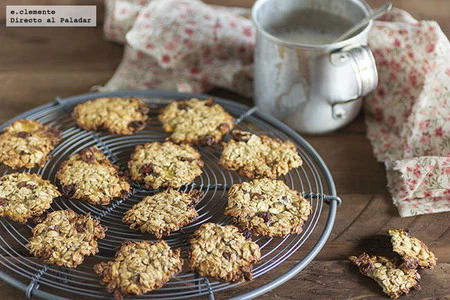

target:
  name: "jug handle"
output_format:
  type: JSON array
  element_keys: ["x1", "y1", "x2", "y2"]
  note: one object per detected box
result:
[{"x1": 330, "y1": 45, "x2": 378, "y2": 120}]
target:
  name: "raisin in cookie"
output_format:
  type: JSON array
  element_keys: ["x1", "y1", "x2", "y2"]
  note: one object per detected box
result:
[
  {"x1": 219, "y1": 130, "x2": 302, "y2": 179},
  {"x1": 388, "y1": 229, "x2": 437, "y2": 269},
  {"x1": 349, "y1": 253, "x2": 421, "y2": 299},
  {"x1": 28, "y1": 209, "x2": 106, "y2": 268},
  {"x1": 0, "y1": 119, "x2": 61, "y2": 169},
  {"x1": 0, "y1": 173, "x2": 61, "y2": 223},
  {"x1": 188, "y1": 223, "x2": 261, "y2": 282},
  {"x1": 56, "y1": 146, "x2": 130, "y2": 205},
  {"x1": 94, "y1": 240, "x2": 183, "y2": 300},
  {"x1": 225, "y1": 178, "x2": 312, "y2": 237},
  {"x1": 158, "y1": 98, "x2": 234, "y2": 145},
  {"x1": 72, "y1": 97, "x2": 149, "y2": 135},
  {"x1": 123, "y1": 189, "x2": 202, "y2": 238},
  {"x1": 128, "y1": 141, "x2": 204, "y2": 189}
]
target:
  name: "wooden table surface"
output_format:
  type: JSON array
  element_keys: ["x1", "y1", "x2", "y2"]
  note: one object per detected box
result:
[{"x1": 1, "y1": 0, "x2": 449, "y2": 299}]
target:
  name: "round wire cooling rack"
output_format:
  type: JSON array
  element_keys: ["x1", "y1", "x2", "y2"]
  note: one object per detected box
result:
[{"x1": 0, "y1": 90, "x2": 341, "y2": 300}]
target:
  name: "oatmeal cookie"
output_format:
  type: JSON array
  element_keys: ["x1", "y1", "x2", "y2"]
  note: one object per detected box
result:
[
  {"x1": 128, "y1": 141, "x2": 204, "y2": 189},
  {"x1": 158, "y1": 98, "x2": 234, "y2": 145},
  {"x1": 0, "y1": 173, "x2": 61, "y2": 223},
  {"x1": 56, "y1": 146, "x2": 130, "y2": 205},
  {"x1": 123, "y1": 189, "x2": 202, "y2": 238},
  {"x1": 219, "y1": 130, "x2": 302, "y2": 179},
  {"x1": 72, "y1": 97, "x2": 149, "y2": 135},
  {"x1": 349, "y1": 253, "x2": 421, "y2": 299},
  {"x1": 94, "y1": 240, "x2": 183, "y2": 300},
  {"x1": 27, "y1": 209, "x2": 106, "y2": 268},
  {"x1": 188, "y1": 223, "x2": 261, "y2": 282},
  {"x1": 225, "y1": 178, "x2": 311, "y2": 237},
  {"x1": 0, "y1": 119, "x2": 62, "y2": 169},
  {"x1": 388, "y1": 229, "x2": 437, "y2": 269}
]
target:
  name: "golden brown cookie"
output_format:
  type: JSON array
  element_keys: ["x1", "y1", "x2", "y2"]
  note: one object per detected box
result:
[
  {"x1": 158, "y1": 98, "x2": 234, "y2": 145},
  {"x1": 388, "y1": 229, "x2": 437, "y2": 269},
  {"x1": 0, "y1": 173, "x2": 61, "y2": 223},
  {"x1": 188, "y1": 223, "x2": 261, "y2": 282},
  {"x1": 225, "y1": 178, "x2": 312, "y2": 237},
  {"x1": 349, "y1": 253, "x2": 421, "y2": 299},
  {"x1": 72, "y1": 97, "x2": 149, "y2": 135},
  {"x1": 94, "y1": 240, "x2": 183, "y2": 300},
  {"x1": 122, "y1": 189, "x2": 202, "y2": 238},
  {"x1": 0, "y1": 119, "x2": 62, "y2": 169},
  {"x1": 128, "y1": 141, "x2": 204, "y2": 189},
  {"x1": 56, "y1": 146, "x2": 130, "y2": 205},
  {"x1": 219, "y1": 130, "x2": 302, "y2": 179},
  {"x1": 27, "y1": 209, "x2": 106, "y2": 268}
]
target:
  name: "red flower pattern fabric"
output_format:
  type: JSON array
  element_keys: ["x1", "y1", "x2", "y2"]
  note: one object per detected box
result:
[
  {"x1": 365, "y1": 8, "x2": 450, "y2": 216},
  {"x1": 102, "y1": 0, "x2": 253, "y2": 96},
  {"x1": 102, "y1": 3, "x2": 450, "y2": 217}
]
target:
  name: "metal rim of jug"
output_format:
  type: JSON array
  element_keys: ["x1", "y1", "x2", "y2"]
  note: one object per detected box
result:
[{"x1": 251, "y1": 0, "x2": 374, "y2": 49}]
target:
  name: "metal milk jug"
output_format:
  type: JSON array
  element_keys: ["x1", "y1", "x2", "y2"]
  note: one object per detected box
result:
[{"x1": 252, "y1": 0, "x2": 378, "y2": 134}]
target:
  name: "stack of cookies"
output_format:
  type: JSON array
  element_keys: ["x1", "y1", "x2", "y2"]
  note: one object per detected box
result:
[{"x1": 0, "y1": 96, "x2": 311, "y2": 299}]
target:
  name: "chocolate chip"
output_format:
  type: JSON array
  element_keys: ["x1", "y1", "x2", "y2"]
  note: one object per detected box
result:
[
  {"x1": 17, "y1": 181, "x2": 27, "y2": 188},
  {"x1": 242, "y1": 230, "x2": 253, "y2": 240},
  {"x1": 177, "y1": 103, "x2": 190, "y2": 110},
  {"x1": 75, "y1": 223, "x2": 87, "y2": 233},
  {"x1": 281, "y1": 196, "x2": 289, "y2": 203},
  {"x1": 222, "y1": 251, "x2": 231, "y2": 260},
  {"x1": 140, "y1": 163, "x2": 156, "y2": 175},
  {"x1": 44, "y1": 249, "x2": 54, "y2": 259},
  {"x1": 17, "y1": 181, "x2": 36, "y2": 190},
  {"x1": 204, "y1": 98, "x2": 214, "y2": 107},
  {"x1": 0, "y1": 198, "x2": 8, "y2": 207},
  {"x1": 81, "y1": 148, "x2": 96, "y2": 164},
  {"x1": 202, "y1": 134, "x2": 214, "y2": 146},
  {"x1": 258, "y1": 211, "x2": 273, "y2": 225},
  {"x1": 361, "y1": 262, "x2": 374, "y2": 274},
  {"x1": 178, "y1": 156, "x2": 195, "y2": 162},
  {"x1": 133, "y1": 274, "x2": 141, "y2": 283},
  {"x1": 129, "y1": 120, "x2": 145, "y2": 130},
  {"x1": 44, "y1": 126, "x2": 60, "y2": 136},
  {"x1": 62, "y1": 184, "x2": 77, "y2": 198},
  {"x1": 49, "y1": 225, "x2": 60, "y2": 234},
  {"x1": 231, "y1": 131, "x2": 250, "y2": 142},
  {"x1": 120, "y1": 189, "x2": 129, "y2": 198},
  {"x1": 17, "y1": 131, "x2": 31, "y2": 138},
  {"x1": 217, "y1": 122, "x2": 230, "y2": 133},
  {"x1": 251, "y1": 193, "x2": 264, "y2": 201}
]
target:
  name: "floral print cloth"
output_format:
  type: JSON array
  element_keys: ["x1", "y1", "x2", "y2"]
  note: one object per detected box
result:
[
  {"x1": 102, "y1": 3, "x2": 450, "y2": 217},
  {"x1": 365, "y1": 8, "x2": 450, "y2": 216},
  {"x1": 102, "y1": 0, "x2": 254, "y2": 96}
]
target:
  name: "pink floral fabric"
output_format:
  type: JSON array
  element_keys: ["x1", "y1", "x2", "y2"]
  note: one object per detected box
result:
[
  {"x1": 101, "y1": 0, "x2": 254, "y2": 96},
  {"x1": 365, "y1": 8, "x2": 450, "y2": 216}
]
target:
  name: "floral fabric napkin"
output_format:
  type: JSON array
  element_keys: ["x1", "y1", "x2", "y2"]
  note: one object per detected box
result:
[
  {"x1": 102, "y1": 2, "x2": 450, "y2": 217},
  {"x1": 365, "y1": 8, "x2": 450, "y2": 216},
  {"x1": 102, "y1": 0, "x2": 254, "y2": 96}
]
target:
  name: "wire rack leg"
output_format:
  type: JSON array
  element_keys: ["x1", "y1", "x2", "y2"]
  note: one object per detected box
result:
[
  {"x1": 26, "y1": 264, "x2": 50, "y2": 298},
  {"x1": 194, "y1": 273, "x2": 215, "y2": 300}
]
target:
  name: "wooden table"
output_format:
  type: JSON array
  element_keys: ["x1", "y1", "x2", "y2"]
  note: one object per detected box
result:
[{"x1": 1, "y1": 0, "x2": 449, "y2": 299}]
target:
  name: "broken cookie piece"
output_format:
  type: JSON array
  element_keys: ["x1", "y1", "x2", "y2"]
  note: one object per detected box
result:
[
  {"x1": 388, "y1": 229, "x2": 437, "y2": 269},
  {"x1": 349, "y1": 253, "x2": 421, "y2": 299}
]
